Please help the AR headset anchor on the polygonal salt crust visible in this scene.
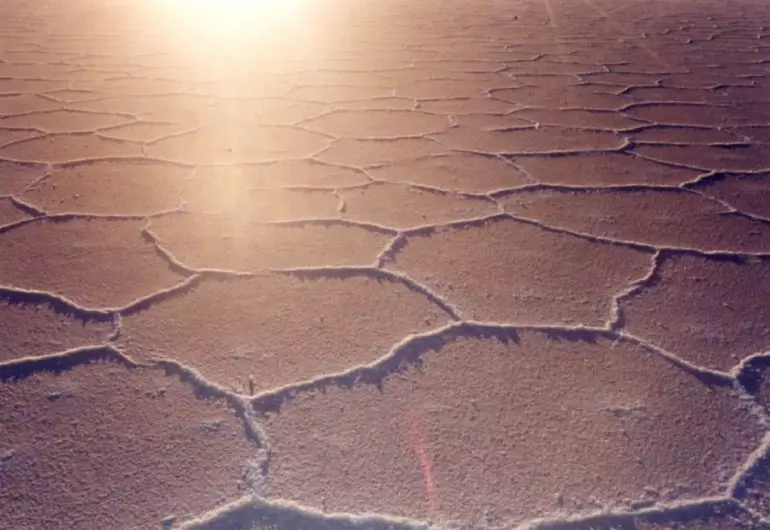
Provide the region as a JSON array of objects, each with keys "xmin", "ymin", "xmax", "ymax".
[
  {"xmin": 71, "ymin": 94, "xmax": 217, "ymax": 123},
  {"xmin": 192, "ymin": 161, "xmax": 369, "ymax": 189},
  {"xmin": 0, "ymin": 78, "xmax": 68, "ymax": 95},
  {"xmin": 609, "ymin": 63, "xmax": 689, "ymax": 75},
  {"xmin": 340, "ymin": 182, "xmax": 496, "ymax": 229},
  {"xmin": 200, "ymin": 99, "xmax": 333, "ymax": 128},
  {"xmin": 623, "ymin": 254, "xmax": 770, "ymax": 371},
  {"xmin": 512, "ymin": 108, "xmax": 644, "ymax": 130},
  {"xmin": 731, "ymin": 126, "xmax": 770, "ymax": 145},
  {"xmin": 451, "ymin": 113, "xmax": 534, "ymax": 130},
  {"xmin": 579, "ymin": 73, "xmax": 663, "ymax": 86},
  {"xmin": 288, "ymin": 85, "xmax": 395, "ymax": 103},
  {"xmin": 431, "ymin": 126, "xmax": 626, "ymax": 154},
  {"xmin": 0, "ymin": 301, "xmax": 111, "ymax": 363},
  {"xmin": 0, "ymin": 362, "xmax": 260, "ymax": 530},
  {"xmin": 53, "ymin": 68, "xmax": 136, "ymax": 82},
  {"xmin": 1, "ymin": 50, "xmax": 76, "ymax": 63},
  {"xmin": 692, "ymin": 174, "xmax": 770, "ymax": 219},
  {"xmin": 0, "ymin": 197, "xmax": 29, "ymax": 226},
  {"xmin": 61, "ymin": 55, "xmax": 138, "ymax": 68},
  {"xmin": 175, "ymin": 497, "xmax": 424, "ymax": 530},
  {"xmin": 0, "ymin": 218, "xmax": 186, "ymax": 308},
  {"xmin": 0, "ymin": 109, "xmax": 134, "ymax": 133},
  {"xmin": 416, "ymin": 54, "xmax": 514, "ymax": 68},
  {"xmin": 333, "ymin": 97, "xmax": 417, "ymax": 112},
  {"xmin": 508, "ymin": 152, "xmax": 701, "ymax": 186},
  {"xmin": 396, "ymin": 79, "xmax": 516, "ymax": 99},
  {"xmin": 127, "ymin": 64, "xmax": 216, "ymax": 83},
  {"xmin": 0, "ymin": 128, "xmax": 43, "ymax": 148},
  {"xmin": 261, "ymin": 331, "xmax": 762, "ymax": 526},
  {"xmin": 283, "ymin": 70, "xmax": 398, "ymax": 88},
  {"xmin": 0, "ymin": 133, "xmax": 143, "ymax": 164},
  {"xmin": 69, "ymin": 76, "xmax": 191, "ymax": 95},
  {"xmin": 624, "ymin": 86, "xmax": 733, "ymax": 104},
  {"xmin": 491, "ymin": 85, "xmax": 631, "ymax": 110},
  {"xmin": 146, "ymin": 126, "xmax": 330, "ymax": 165},
  {"xmin": 512, "ymin": 74, "xmax": 585, "ymax": 87},
  {"xmin": 189, "ymin": 78, "xmax": 294, "ymax": 99},
  {"xmin": 301, "ymin": 110, "xmax": 450, "ymax": 139},
  {"xmin": 502, "ymin": 188, "xmax": 770, "ymax": 253},
  {"xmin": 149, "ymin": 214, "xmax": 390, "ymax": 271},
  {"xmin": 5, "ymin": 3, "xmax": 770, "ymax": 530},
  {"xmin": 0, "ymin": 94, "xmax": 61, "ymax": 115},
  {"xmin": 367, "ymin": 153, "xmax": 531, "ymax": 193},
  {"xmin": 119, "ymin": 273, "xmax": 451, "ymax": 392},
  {"xmin": 629, "ymin": 125, "xmax": 743, "ymax": 145},
  {"xmin": 640, "ymin": 87, "xmax": 733, "ymax": 105},
  {"xmin": 0, "ymin": 162, "xmax": 49, "ymax": 195},
  {"xmin": 507, "ymin": 60, "xmax": 603, "ymax": 76},
  {"xmin": 378, "ymin": 69, "xmax": 504, "ymax": 85},
  {"xmin": 315, "ymin": 137, "xmax": 447, "ymax": 167},
  {"xmin": 21, "ymin": 160, "xmax": 192, "ymax": 215},
  {"xmin": 182, "ymin": 185, "xmax": 339, "ymax": 221},
  {"xmin": 625, "ymin": 103, "xmax": 770, "ymax": 127},
  {"xmin": 416, "ymin": 97, "xmax": 518, "ymax": 115},
  {"xmin": 660, "ymin": 73, "xmax": 755, "ymax": 89},
  {"xmin": 613, "ymin": 503, "xmax": 761, "ymax": 530},
  {"xmin": 733, "ymin": 456, "xmax": 770, "ymax": 529},
  {"xmin": 585, "ymin": 83, "xmax": 635, "ymax": 96},
  {"xmin": 96, "ymin": 121, "xmax": 193, "ymax": 143},
  {"xmin": 41, "ymin": 89, "xmax": 104, "ymax": 103},
  {"xmin": 389, "ymin": 217, "xmax": 651, "ymax": 325},
  {"xmin": 632, "ymin": 144, "xmax": 770, "ymax": 172},
  {"xmin": 412, "ymin": 57, "xmax": 522, "ymax": 69},
  {"xmin": 717, "ymin": 86, "xmax": 770, "ymax": 103}
]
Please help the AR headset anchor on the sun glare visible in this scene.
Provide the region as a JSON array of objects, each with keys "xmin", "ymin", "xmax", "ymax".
[
  {"xmin": 161, "ymin": 0, "xmax": 307, "ymax": 37},
  {"xmin": 188, "ymin": 0, "xmax": 301, "ymax": 20}
]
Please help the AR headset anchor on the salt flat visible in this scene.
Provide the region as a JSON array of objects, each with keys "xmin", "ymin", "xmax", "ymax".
[{"xmin": 2, "ymin": 0, "xmax": 770, "ymax": 528}]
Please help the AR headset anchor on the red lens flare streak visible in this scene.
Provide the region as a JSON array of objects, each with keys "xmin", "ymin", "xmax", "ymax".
[{"xmin": 401, "ymin": 405, "xmax": 440, "ymax": 520}]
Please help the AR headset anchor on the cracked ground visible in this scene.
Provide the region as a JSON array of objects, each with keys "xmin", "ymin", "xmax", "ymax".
[{"xmin": 2, "ymin": 0, "xmax": 770, "ymax": 528}]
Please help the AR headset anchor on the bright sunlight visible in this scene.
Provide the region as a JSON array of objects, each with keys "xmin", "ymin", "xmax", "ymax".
[{"xmin": 157, "ymin": 0, "xmax": 308, "ymax": 39}]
